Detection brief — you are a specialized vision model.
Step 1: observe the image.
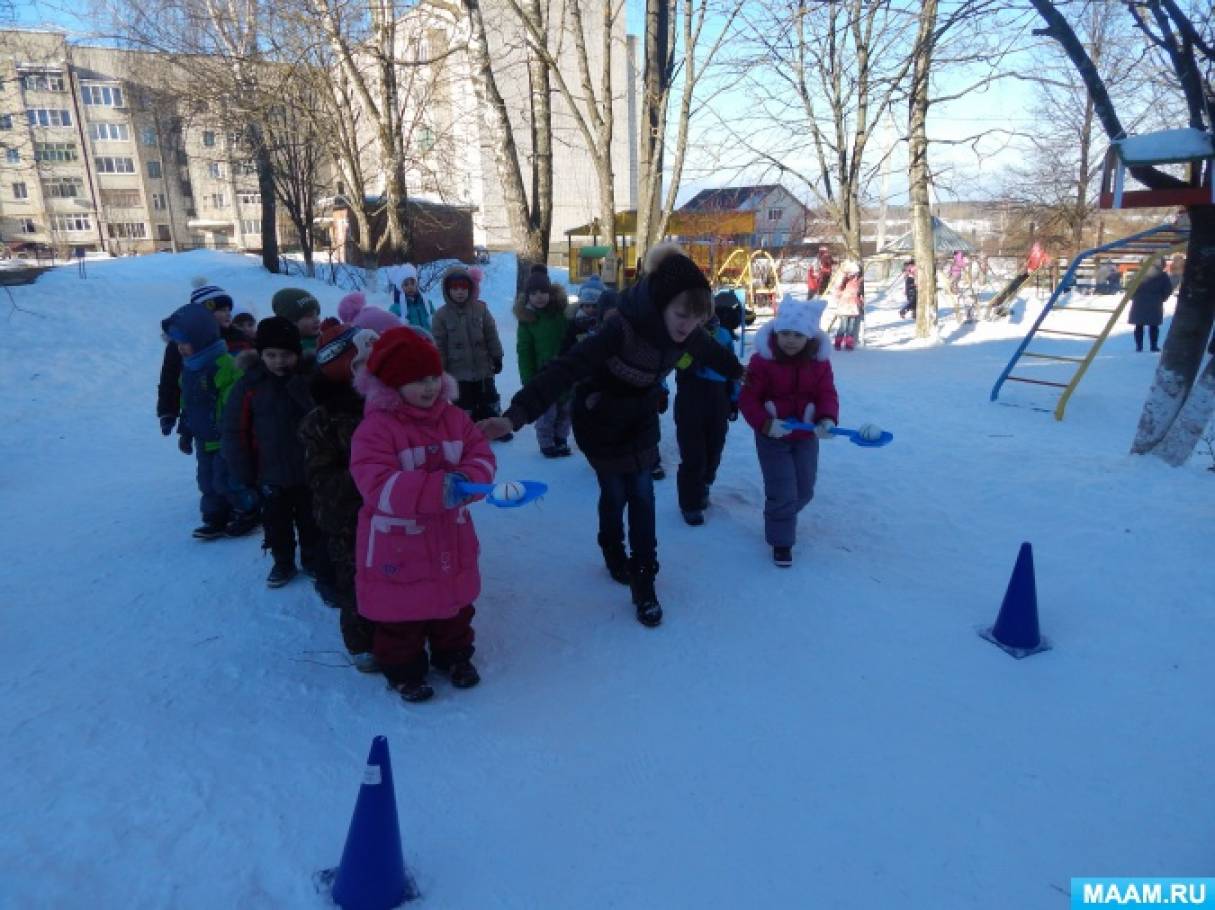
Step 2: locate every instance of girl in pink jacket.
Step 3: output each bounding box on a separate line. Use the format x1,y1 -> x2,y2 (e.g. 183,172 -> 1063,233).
739,298 -> 839,568
350,326 -> 497,702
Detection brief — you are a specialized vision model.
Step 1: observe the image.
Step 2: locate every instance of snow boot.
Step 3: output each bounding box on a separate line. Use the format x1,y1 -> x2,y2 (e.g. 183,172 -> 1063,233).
554,439 -> 573,457
431,649 -> 480,688
844,335 -> 856,351
773,546 -> 793,568
682,509 -> 705,526
267,561 -> 298,588
651,462 -> 666,481
599,535 -> 631,585
629,558 -> 663,627
385,655 -> 433,702
192,520 -> 227,541
223,510 -> 260,538
833,335 -> 843,350
541,445 -> 562,458
391,678 -> 435,702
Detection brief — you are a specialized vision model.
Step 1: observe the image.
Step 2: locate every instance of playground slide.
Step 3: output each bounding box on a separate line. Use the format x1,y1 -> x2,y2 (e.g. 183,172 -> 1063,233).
986,271 -> 1031,318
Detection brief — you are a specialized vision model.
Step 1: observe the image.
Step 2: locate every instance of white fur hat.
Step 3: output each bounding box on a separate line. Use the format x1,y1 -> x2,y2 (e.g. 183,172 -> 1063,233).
400,263 -> 418,283
772,295 -> 826,336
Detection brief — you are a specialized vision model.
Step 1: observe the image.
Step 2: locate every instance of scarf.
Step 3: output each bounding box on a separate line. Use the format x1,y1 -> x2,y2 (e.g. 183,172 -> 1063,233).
185,338 -> 227,371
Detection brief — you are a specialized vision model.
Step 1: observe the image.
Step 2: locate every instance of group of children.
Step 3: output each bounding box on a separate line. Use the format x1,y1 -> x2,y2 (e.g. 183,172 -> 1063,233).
157,248 -> 843,702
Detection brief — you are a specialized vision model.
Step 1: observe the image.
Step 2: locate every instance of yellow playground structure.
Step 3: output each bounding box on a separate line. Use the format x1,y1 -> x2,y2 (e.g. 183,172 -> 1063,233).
713,248 -> 781,323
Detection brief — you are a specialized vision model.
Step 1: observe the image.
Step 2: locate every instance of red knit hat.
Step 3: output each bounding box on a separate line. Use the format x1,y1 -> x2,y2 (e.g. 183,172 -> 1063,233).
367,326 -> 443,387
317,324 -> 378,383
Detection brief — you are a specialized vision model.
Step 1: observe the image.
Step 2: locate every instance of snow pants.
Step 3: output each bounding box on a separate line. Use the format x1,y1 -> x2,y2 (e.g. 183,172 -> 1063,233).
262,483 -> 320,568
535,399 -> 573,449
755,433 -> 820,548
374,605 -> 476,684
674,378 -> 731,511
196,447 -> 255,524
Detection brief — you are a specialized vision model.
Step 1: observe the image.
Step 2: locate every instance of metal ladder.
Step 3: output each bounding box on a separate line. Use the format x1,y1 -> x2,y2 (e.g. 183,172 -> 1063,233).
990,223 -> 1189,420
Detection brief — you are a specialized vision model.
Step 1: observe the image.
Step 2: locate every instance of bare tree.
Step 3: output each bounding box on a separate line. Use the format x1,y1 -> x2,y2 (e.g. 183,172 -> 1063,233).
462,0 -> 553,287
1028,0 -> 1215,464
263,84 -> 326,275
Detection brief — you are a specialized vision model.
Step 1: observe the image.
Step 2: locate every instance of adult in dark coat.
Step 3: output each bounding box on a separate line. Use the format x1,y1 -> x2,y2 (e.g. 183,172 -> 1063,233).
478,243 -> 742,628
1128,265 -> 1172,353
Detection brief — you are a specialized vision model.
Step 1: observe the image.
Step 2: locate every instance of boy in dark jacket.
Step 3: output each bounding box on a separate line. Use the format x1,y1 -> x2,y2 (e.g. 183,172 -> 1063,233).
479,243 -> 742,627
271,287 -> 322,354
162,302 -> 258,539
673,291 -> 742,526
223,316 -> 320,587
300,324 -> 378,668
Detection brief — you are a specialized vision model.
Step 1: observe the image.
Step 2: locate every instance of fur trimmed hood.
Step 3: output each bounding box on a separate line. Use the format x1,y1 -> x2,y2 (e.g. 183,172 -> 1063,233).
751,320 -> 831,363
513,283 -> 570,323
354,366 -> 459,418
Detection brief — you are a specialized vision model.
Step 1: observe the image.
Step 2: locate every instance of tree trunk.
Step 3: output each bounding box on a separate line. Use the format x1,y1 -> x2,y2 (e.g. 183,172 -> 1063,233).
908,0 -> 938,338
252,125 -> 279,272
636,0 -> 670,260
1131,205 -> 1215,461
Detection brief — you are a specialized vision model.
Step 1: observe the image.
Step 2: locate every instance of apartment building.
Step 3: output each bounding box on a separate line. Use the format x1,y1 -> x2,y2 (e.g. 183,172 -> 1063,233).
0,30 -> 277,256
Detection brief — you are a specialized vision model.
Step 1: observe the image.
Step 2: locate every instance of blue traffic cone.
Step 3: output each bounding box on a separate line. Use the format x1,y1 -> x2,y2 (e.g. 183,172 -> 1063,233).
980,542 -> 1051,658
321,735 -> 419,908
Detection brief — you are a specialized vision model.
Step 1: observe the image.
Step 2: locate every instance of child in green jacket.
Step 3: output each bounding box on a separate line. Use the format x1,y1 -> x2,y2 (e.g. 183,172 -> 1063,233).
515,266 -> 571,457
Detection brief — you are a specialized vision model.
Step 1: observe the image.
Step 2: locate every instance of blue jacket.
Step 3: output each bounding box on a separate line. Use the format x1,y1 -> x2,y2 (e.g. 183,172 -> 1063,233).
676,325 -> 740,400
180,351 -> 242,452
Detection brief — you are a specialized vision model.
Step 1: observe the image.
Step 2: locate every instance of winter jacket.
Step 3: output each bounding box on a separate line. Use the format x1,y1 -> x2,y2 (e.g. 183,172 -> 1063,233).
1128,269 -> 1173,326
401,291 -> 434,332
834,273 -> 864,317
503,276 -> 743,474
299,373 -> 366,541
676,324 -> 740,396
739,321 -> 839,440
223,324 -> 255,353
432,279 -> 504,382
180,350 -> 243,452
222,355 -> 315,489
515,287 -> 570,384
350,371 -> 497,623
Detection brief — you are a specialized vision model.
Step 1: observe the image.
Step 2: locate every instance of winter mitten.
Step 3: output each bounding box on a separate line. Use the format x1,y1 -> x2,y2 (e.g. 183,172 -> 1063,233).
443,472 -> 472,509
177,434 -> 193,455
764,419 -> 792,439
159,415 -> 176,436
814,419 -> 837,440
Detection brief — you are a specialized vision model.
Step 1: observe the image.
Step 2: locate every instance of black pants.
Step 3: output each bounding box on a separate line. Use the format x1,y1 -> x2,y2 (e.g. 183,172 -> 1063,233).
455,378 -> 503,421
674,379 -> 731,511
1134,325 -> 1160,351
596,469 -> 656,567
263,484 -> 320,567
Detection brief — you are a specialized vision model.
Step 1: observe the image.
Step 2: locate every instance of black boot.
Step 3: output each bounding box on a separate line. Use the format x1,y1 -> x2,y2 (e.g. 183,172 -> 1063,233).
193,519 -> 227,541
629,558 -> 662,627
385,654 -> 434,703
267,561 -> 298,588
223,510 -> 260,537
598,534 -> 631,585
431,648 -> 481,689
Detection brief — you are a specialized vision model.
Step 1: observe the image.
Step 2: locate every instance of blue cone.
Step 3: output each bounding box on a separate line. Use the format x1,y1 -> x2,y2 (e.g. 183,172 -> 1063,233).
980,542 -> 1051,659
328,736 -> 419,908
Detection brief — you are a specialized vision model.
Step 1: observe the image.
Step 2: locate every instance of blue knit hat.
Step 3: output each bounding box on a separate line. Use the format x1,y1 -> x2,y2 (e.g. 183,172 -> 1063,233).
189,277 -> 233,311
162,303 -> 220,349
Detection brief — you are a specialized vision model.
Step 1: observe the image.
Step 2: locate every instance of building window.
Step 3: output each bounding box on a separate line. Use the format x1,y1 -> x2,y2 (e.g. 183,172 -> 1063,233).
107,222 -> 147,239
151,192 -> 167,211
90,122 -> 130,141
237,162 -> 257,177
203,131 -> 215,148
147,160 -> 162,178
81,85 -> 124,107
94,156 -> 136,174
0,114 -> 12,129
34,141 -> 78,162
767,208 -> 784,222
156,223 -> 171,241
5,148 -> 18,164
50,213 -> 93,232
208,192 -> 226,208
416,126 -> 436,153
21,72 -> 65,92
140,127 -> 157,147
19,217 -> 37,233
46,177 -> 84,198
242,219 -> 261,235
237,191 -> 261,206
207,162 -> 224,179
12,181 -> 28,199
227,131 -> 243,148
100,188 -> 141,207
26,109 -> 73,127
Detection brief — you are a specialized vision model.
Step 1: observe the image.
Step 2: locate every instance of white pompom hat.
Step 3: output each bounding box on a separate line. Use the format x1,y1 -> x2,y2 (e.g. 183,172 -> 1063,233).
772,295 -> 826,336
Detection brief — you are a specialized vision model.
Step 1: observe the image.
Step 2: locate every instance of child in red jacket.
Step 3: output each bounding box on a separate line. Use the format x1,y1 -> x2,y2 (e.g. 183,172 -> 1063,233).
738,297 -> 839,567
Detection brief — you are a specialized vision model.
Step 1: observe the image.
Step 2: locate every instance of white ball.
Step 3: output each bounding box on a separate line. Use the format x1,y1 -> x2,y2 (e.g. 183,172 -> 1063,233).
857,422 -> 883,441
493,481 -> 526,502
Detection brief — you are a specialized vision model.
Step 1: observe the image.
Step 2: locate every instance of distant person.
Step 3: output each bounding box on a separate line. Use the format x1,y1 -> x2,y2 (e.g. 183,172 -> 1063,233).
898,260 -> 917,319
1093,261 -> 1122,295
832,260 -> 864,350
1128,264 -> 1172,353
514,265 -> 572,458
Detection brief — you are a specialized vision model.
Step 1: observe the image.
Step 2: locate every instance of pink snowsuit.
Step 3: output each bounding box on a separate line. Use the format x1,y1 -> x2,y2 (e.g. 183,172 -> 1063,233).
350,372 -> 496,623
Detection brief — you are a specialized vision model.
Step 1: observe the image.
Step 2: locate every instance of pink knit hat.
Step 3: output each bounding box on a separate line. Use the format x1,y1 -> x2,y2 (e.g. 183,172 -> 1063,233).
352,305 -> 402,335
337,291 -> 365,325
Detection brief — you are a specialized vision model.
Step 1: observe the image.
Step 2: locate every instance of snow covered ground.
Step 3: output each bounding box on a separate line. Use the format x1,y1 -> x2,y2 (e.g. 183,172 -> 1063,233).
1,251 -> 1211,908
